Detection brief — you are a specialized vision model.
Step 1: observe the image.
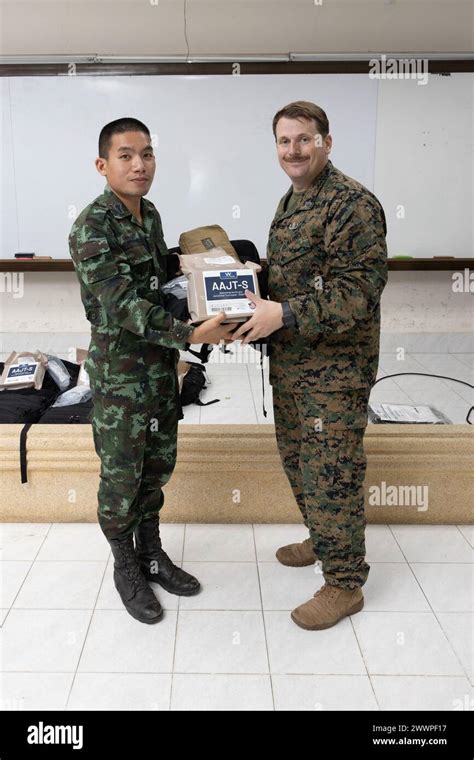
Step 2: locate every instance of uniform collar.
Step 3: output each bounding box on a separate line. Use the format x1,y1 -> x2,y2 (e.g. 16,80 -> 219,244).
102,183 -> 154,223
276,159 -> 334,221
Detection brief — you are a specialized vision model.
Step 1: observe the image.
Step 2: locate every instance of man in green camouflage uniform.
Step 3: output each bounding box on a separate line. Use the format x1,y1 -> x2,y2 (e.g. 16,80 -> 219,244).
234,102 -> 387,630
69,118 -> 234,624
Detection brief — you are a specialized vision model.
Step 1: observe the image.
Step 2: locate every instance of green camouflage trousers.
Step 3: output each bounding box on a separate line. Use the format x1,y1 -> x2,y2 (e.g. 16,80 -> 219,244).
273,385 -> 370,589
90,373 -> 180,540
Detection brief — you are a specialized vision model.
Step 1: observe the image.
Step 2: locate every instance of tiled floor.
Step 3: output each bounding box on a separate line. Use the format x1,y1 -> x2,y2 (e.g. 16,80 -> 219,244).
181,347 -> 473,425
1,522 -> 472,711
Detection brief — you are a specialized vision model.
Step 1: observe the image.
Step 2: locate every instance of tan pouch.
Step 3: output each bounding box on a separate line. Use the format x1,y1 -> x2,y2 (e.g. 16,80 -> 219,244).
179,225 -> 240,262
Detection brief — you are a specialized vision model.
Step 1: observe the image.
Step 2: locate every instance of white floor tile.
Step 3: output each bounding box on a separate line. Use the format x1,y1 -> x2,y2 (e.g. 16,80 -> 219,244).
411,353 -> 473,386
410,564 -> 473,611
35,524 -> 110,562
458,525 -> 474,548
272,674 -> 378,711
436,612 -> 474,682
363,564 -> 431,612
410,354 -> 474,403
253,524 -> 309,562
198,403 -> 258,424
0,561 -> 32,608
446,336 -> 474,353
389,374 -> 467,408
264,611 -> 366,674
370,377 -> 407,396
439,404 -> 473,423
170,673 -> 273,710
67,673 -> 172,710
377,355 -> 428,376
258,562 -> 324,611
205,355 -> 254,373
391,525 -> 473,563
0,672 -> 74,711
178,562 -> 261,610
369,387 -> 415,405
371,675 -> 473,711
452,354 -> 474,369
365,525 -> 407,563
256,408 -> 275,424
77,610 -> 177,673
0,523 -> 50,561
352,611 -> 464,675
180,404 -> 200,424
0,610 -> 8,626
1,609 -> 91,672
200,379 -> 253,406
201,372 -> 253,393
183,524 -> 256,562
174,610 -> 268,673
13,561 -> 106,610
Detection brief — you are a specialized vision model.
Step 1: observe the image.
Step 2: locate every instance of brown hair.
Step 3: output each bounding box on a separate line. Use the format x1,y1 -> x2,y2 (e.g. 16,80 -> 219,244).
272,101 -> 329,140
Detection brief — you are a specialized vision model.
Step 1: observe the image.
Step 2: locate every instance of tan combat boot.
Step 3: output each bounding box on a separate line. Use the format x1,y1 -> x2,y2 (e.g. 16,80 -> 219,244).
276,537 -> 316,567
291,583 -> 364,630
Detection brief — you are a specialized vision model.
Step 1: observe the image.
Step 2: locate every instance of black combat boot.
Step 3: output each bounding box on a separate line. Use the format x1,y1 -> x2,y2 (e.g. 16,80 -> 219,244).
135,516 -> 200,596
109,534 -> 163,624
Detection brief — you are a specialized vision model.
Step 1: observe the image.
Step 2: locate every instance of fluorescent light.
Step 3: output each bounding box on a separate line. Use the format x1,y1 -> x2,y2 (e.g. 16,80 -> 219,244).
0,54 -> 290,65
97,55 -> 188,63
290,52 -> 474,61
185,55 -> 290,63
0,55 -> 97,64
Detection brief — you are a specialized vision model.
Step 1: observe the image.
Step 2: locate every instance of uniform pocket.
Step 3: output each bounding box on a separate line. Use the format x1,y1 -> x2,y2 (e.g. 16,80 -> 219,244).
316,390 -> 369,431
78,242 -> 120,284
123,245 -> 154,266
279,235 -> 313,265
122,245 -> 156,297
296,389 -> 368,490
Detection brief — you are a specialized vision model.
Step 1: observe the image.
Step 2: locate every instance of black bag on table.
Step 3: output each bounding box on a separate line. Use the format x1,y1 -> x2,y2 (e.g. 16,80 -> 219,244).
0,358 -> 81,424
38,401 -> 93,424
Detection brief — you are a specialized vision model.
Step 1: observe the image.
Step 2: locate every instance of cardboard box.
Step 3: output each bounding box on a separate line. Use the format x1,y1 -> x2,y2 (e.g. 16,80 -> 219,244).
179,248 -> 261,323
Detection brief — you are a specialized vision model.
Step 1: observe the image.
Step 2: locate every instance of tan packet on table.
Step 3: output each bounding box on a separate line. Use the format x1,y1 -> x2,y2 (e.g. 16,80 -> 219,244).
0,350 -> 48,391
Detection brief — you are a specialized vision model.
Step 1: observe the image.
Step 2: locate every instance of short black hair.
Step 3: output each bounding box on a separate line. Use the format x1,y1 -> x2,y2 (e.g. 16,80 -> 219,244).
98,117 -> 151,158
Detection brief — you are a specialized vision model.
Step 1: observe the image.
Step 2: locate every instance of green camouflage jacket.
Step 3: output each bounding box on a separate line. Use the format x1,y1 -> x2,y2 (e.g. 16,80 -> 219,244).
69,184 -> 193,386
267,159 -> 388,392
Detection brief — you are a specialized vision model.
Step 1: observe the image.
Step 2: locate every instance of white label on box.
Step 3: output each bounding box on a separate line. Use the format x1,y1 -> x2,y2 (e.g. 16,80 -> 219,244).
5,362 -> 38,384
203,255 -> 236,265
203,269 -> 256,315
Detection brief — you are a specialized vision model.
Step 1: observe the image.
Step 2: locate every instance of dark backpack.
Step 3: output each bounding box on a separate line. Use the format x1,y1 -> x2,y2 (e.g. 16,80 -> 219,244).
180,362 -> 219,407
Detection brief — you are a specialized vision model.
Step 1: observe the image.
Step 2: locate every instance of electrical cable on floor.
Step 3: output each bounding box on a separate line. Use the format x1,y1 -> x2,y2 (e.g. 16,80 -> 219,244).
373,372 -> 474,424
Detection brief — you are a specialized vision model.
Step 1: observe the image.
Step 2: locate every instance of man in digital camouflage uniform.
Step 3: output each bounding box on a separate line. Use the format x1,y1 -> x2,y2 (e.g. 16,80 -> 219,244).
234,101 -> 387,630
69,117 -> 235,624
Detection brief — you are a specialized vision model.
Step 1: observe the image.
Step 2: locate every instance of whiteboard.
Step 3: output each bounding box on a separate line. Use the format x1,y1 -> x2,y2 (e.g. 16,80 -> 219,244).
374,73 -> 473,258
1,73 -> 377,258
1,72 -> 472,259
